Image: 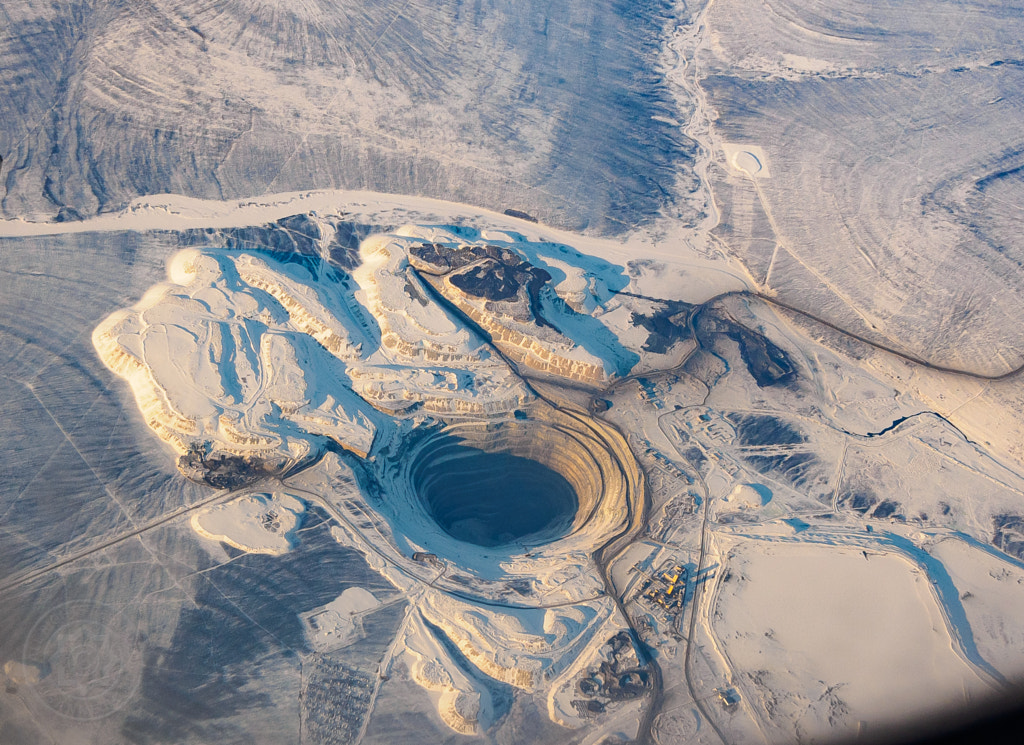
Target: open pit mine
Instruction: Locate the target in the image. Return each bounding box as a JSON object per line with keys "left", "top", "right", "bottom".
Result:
{"left": 7, "top": 0, "right": 1024, "bottom": 740}
{"left": 92, "top": 224, "right": 650, "bottom": 734}
{"left": 74, "top": 206, "right": 1024, "bottom": 743}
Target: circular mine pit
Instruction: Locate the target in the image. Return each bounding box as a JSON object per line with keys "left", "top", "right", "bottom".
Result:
{"left": 414, "top": 444, "right": 577, "bottom": 547}
{"left": 408, "top": 420, "right": 606, "bottom": 549}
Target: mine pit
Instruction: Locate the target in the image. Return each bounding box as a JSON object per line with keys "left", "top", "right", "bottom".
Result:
{"left": 413, "top": 442, "right": 578, "bottom": 547}
{"left": 408, "top": 418, "right": 610, "bottom": 549}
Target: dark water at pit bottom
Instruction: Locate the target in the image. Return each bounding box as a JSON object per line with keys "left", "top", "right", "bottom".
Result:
{"left": 415, "top": 445, "right": 578, "bottom": 548}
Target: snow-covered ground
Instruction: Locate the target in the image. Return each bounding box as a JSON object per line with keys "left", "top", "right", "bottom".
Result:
{"left": 191, "top": 492, "right": 306, "bottom": 555}
{"left": 5, "top": 191, "right": 1021, "bottom": 743}
{"left": 4, "top": 1, "right": 1024, "bottom": 743}
{"left": 704, "top": 536, "right": 999, "bottom": 742}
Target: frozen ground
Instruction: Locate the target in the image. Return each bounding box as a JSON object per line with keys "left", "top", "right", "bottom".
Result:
{"left": 696, "top": 0, "right": 1024, "bottom": 374}
{"left": 2, "top": 193, "right": 1024, "bottom": 745}
{"left": 706, "top": 538, "right": 997, "bottom": 742}
{"left": 0, "top": 0, "right": 694, "bottom": 233}
{"left": 2, "top": 1, "right": 1024, "bottom": 744}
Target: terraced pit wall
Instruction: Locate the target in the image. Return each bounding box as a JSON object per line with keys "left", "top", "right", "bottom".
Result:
{"left": 409, "top": 404, "right": 642, "bottom": 544}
